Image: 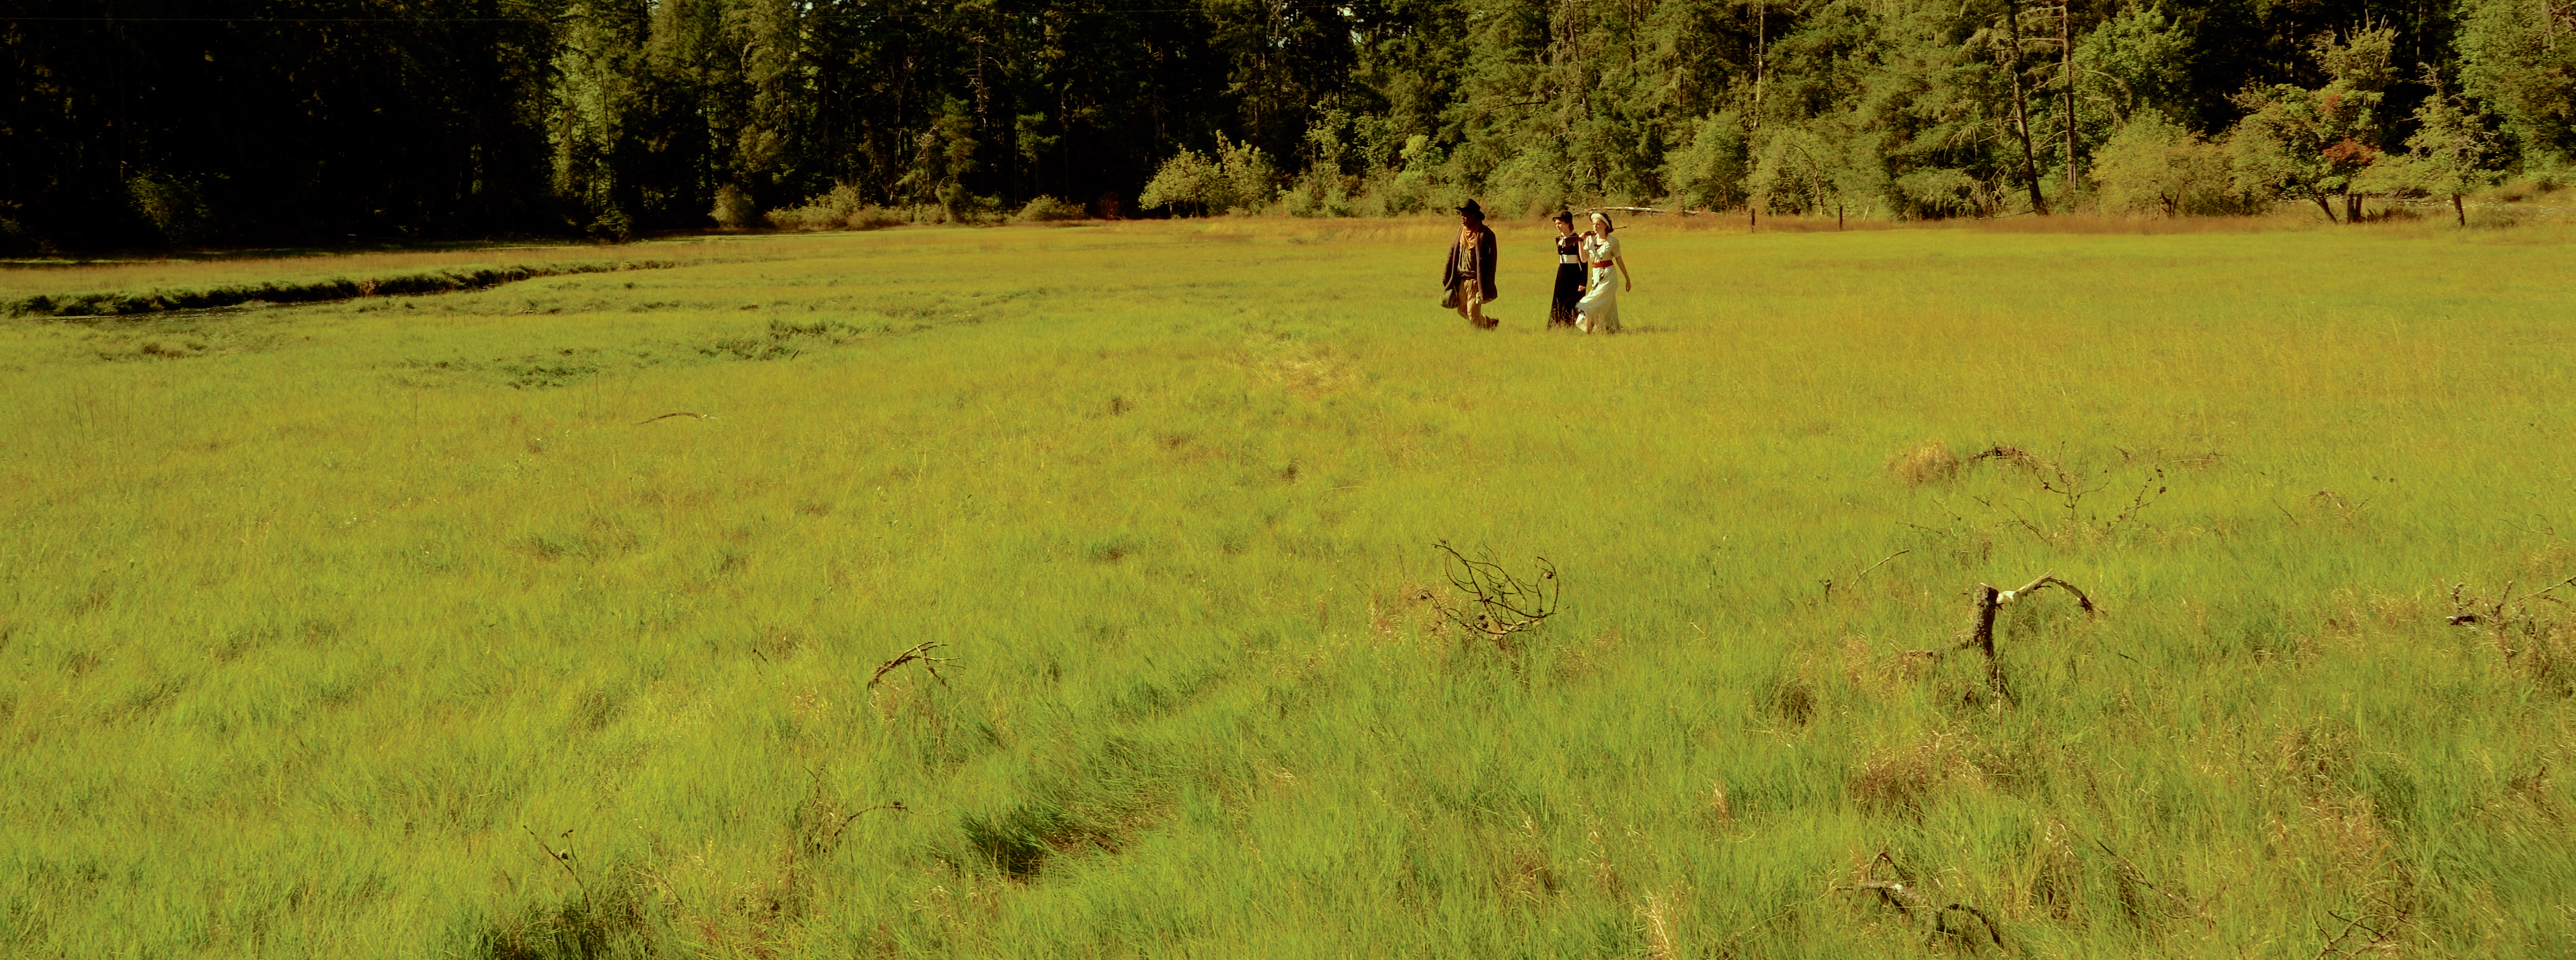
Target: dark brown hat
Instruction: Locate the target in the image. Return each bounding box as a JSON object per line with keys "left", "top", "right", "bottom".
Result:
{"left": 1457, "top": 198, "right": 1484, "bottom": 219}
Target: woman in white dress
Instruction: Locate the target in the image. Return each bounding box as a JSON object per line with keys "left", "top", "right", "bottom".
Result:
{"left": 1573, "top": 212, "right": 1630, "bottom": 333}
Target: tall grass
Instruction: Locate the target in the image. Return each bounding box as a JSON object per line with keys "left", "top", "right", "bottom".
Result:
{"left": 1, "top": 218, "right": 2572, "bottom": 957}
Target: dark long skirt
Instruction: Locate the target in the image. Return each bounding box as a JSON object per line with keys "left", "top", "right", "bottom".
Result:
{"left": 1547, "top": 264, "right": 1585, "bottom": 328}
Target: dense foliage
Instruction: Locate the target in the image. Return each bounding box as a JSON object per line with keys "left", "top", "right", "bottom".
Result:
{"left": 6, "top": 0, "right": 2572, "bottom": 247}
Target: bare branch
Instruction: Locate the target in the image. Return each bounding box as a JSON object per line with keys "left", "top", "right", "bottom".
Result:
{"left": 1431, "top": 541, "right": 1562, "bottom": 649}
{"left": 868, "top": 641, "right": 959, "bottom": 689}
{"left": 636, "top": 411, "right": 709, "bottom": 424}
{"left": 1838, "top": 851, "right": 2006, "bottom": 952}
{"left": 1898, "top": 573, "right": 2098, "bottom": 703}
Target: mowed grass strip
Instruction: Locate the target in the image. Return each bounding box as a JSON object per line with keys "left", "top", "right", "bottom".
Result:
{"left": 1, "top": 219, "right": 2573, "bottom": 958}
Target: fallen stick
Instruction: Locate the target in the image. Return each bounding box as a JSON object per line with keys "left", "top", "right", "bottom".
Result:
{"left": 637, "top": 411, "right": 709, "bottom": 424}
{"left": 1837, "top": 852, "right": 2007, "bottom": 953}
{"left": 868, "top": 641, "right": 959, "bottom": 689}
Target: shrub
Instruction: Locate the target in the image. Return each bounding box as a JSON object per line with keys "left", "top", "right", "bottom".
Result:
{"left": 710, "top": 185, "right": 759, "bottom": 229}
{"left": 1137, "top": 149, "right": 1221, "bottom": 216}
{"left": 1010, "top": 196, "right": 1086, "bottom": 223}
{"left": 127, "top": 171, "right": 214, "bottom": 244}
{"left": 588, "top": 208, "right": 635, "bottom": 243}
{"left": 1215, "top": 134, "right": 1281, "bottom": 214}
{"left": 1139, "top": 134, "right": 1280, "bottom": 216}
{"left": 2095, "top": 112, "right": 2240, "bottom": 216}
{"left": 766, "top": 184, "right": 906, "bottom": 231}
{"left": 1281, "top": 169, "right": 1357, "bottom": 217}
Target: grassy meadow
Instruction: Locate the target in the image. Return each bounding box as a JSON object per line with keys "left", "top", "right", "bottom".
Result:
{"left": 4, "top": 216, "right": 2575, "bottom": 958}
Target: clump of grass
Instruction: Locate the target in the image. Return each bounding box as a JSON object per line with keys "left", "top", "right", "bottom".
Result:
{"left": 1849, "top": 737, "right": 1981, "bottom": 817}
{"left": 1886, "top": 440, "right": 1962, "bottom": 485}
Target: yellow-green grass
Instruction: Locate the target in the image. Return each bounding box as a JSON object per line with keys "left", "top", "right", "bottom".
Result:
{"left": 0, "top": 237, "right": 787, "bottom": 298}
{"left": 3, "top": 218, "right": 2573, "bottom": 958}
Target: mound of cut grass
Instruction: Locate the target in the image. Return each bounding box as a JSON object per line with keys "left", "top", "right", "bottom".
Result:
{"left": 4, "top": 259, "right": 681, "bottom": 318}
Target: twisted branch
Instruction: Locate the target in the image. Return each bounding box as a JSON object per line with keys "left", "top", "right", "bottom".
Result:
{"left": 867, "top": 641, "right": 959, "bottom": 689}
{"left": 1432, "top": 541, "right": 1560, "bottom": 649}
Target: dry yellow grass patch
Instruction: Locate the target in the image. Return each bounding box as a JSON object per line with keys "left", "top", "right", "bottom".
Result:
{"left": 1886, "top": 440, "right": 1962, "bottom": 485}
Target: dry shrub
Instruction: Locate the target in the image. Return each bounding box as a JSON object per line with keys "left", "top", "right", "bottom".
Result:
{"left": 1367, "top": 582, "right": 1440, "bottom": 641}
{"left": 2505, "top": 763, "right": 2565, "bottom": 823}
{"left": 2023, "top": 819, "right": 2085, "bottom": 920}
{"left": 1578, "top": 808, "right": 1624, "bottom": 899}
{"left": 2508, "top": 620, "right": 2576, "bottom": 697}
{"left": 1841, "top": 635, "right": 1886, "bottom": 690}
{"left": 1767, "top": 674, "right": 1818, "bottom": 727}
{"left": 1640, "top": 888, "right": 1684, "bottom": 960}
{"left": 2302, "top": 795, "right": 2423, "bottom": 955}
{"left": 2366, "top": 592, "right": 2424, "bottom": 632}
{"left": 2272, "top": 719, "right": 2358, "bottom": 799}
{"left": 2447, "top": 577, "right": 2576, "bottom": 697}
{"left": 1495, "top": 815, "right": 1561, "bottom": 903}
{"left": 1887, "top": 440, "right": 1962, "bottom": 485}
{"left": 1706, "top": 779, "right": 1736, "bottom": 830}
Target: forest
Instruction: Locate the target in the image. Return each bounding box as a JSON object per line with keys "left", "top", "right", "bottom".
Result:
{"left": 5, "top": 0, "right": 2572, "bottom": 249}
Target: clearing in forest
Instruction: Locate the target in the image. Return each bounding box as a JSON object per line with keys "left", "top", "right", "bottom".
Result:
{"left": 3, "top": 218, "right": 2573, "bottom": 957}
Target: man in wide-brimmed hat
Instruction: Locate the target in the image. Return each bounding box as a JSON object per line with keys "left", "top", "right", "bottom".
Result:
{"left": 1442, "top": 199, "right": 1499, "bottom": 329}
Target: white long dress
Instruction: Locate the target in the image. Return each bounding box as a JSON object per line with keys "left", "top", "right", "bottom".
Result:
{"left": 1574, "top": 234, "right": 1621, "bottom": 333}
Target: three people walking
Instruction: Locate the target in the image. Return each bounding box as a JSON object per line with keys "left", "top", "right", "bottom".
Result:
{"left": 1448, "top": 202, "right": 1631, "bottom": 333}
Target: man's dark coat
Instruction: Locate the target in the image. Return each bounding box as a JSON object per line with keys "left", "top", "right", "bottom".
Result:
{"left": 1443, "top": 223, "right": 1499, "bottom": 300}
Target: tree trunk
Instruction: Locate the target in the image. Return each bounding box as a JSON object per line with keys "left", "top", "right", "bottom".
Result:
{"left": 2345, "top": 193, "right": 2362, "bottom": 224}
{"left": 2003, "top": 0, "right": 2048, "bottom": 214}
{"left": 2062, "top": 2, "right": 2077, "bottom": 210}
{"left": 2453, "top": 193, "right": 2466, "bottom": 226}
{"left": 2313, "top": 194, "right": 2339, "bottom": 223}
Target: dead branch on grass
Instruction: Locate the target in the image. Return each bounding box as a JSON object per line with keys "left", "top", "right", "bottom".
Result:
{"left": 2450, "top": 574, "right": 2576, "bottom": 625}
{"left": 1432, "top": 541, "right": 1560, "bottom": 649}
{"left": 867, "top": 641, "right": 958, "bottom": 689}
{"left": 2090, "top": 836, "right": 2210, "bottom": 923}
{"left": 1837, "top": 851, "right": 2007, "bottom": 953}
{"left": 635, "top": 411, "right": 709, "bottom": 424}
{"left": 1960, "top": 446, "right": 2169, "bottom": 541}
{"left": 2444, "top": 575, "right": 2576, "bottom": 694}
{"left": 1822, "top": 550, "right": 1910, "bottom": 600}
{"left": 2313, "top": 889, "right": 2415, "bottom": 960}
{"left": 797, "top": 766, "right": 910, "bottom": 856}
{"left": 1901, "top": 573, "right": 2099, "bottom": 703}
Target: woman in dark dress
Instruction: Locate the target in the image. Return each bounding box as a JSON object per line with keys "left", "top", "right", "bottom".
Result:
{"left": 1547, "top": 210, "right": 1585, "bottom": 329}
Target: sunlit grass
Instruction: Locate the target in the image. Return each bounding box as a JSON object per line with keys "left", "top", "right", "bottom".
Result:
{"left": 2, "top": 218, "right": 2573, "bottom": 958}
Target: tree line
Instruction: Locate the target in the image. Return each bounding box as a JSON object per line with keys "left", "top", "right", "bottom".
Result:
{"left": 5, "top": 0, "right": 2571, "bottom": 250}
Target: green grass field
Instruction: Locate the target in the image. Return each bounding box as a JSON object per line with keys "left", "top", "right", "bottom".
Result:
{"left": 5, "top": 218, "right": 2575, "bottom": 958}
